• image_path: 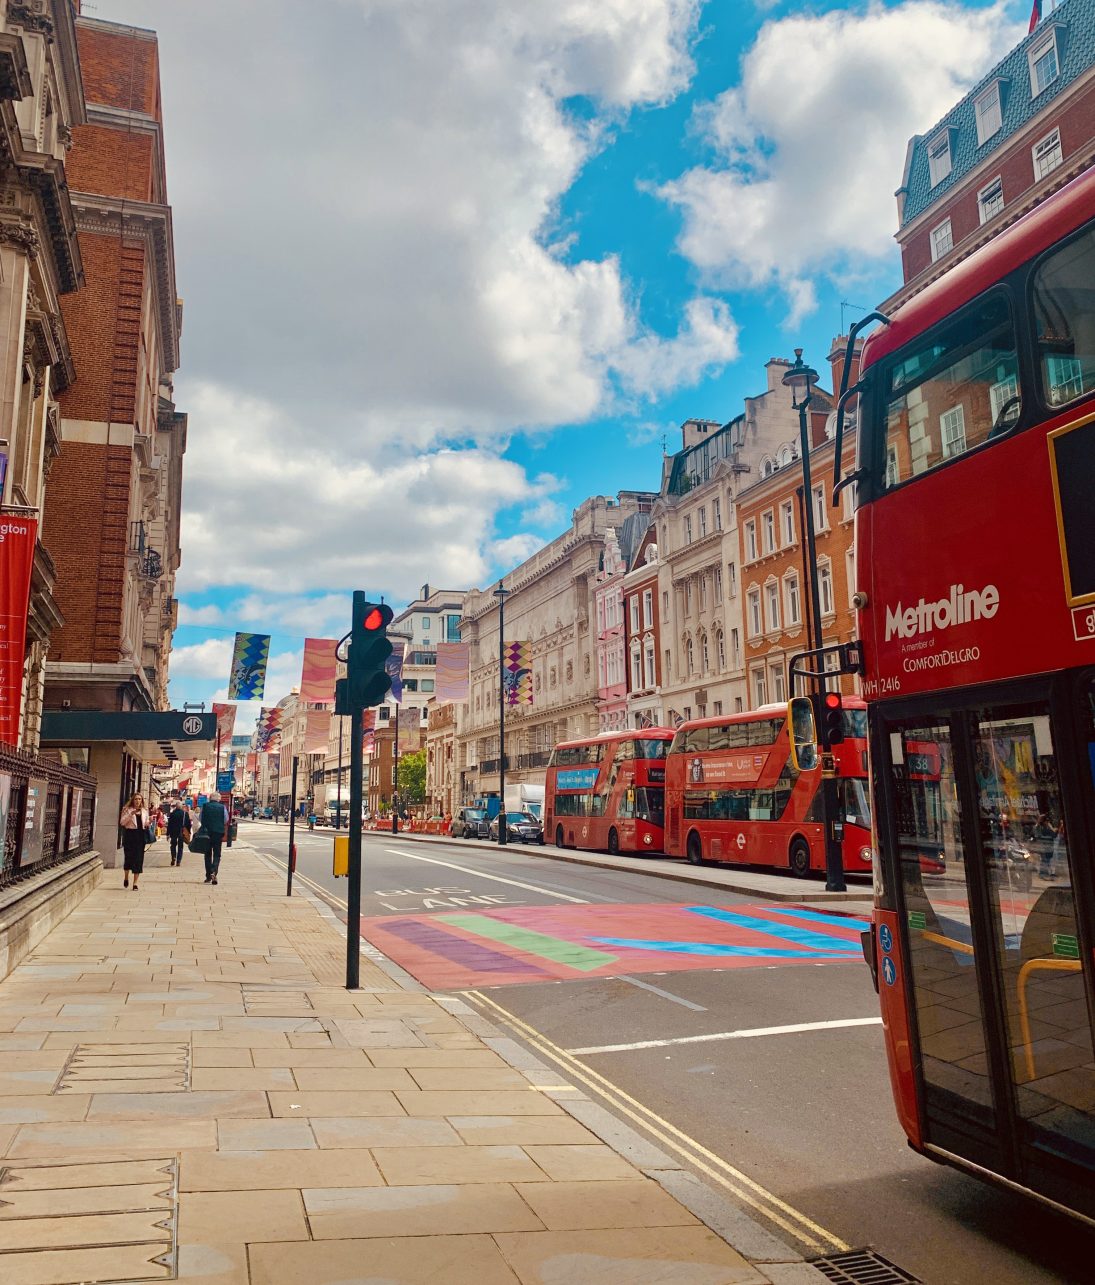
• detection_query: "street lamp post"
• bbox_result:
[782,349,846,893]
[494,581,509,846]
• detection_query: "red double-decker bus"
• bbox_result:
[545,729,673,854]
[850,166,1095,1221]
[662,701,872,876]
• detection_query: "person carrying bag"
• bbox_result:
[199,791,229,886]
[119,793,150,891]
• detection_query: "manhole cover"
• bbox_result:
[809,1248,921,1285]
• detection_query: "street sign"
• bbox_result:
[879,924,893,954]
[216,771,233,793]
[881,956,897,986]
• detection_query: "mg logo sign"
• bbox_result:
[182,716,203,736]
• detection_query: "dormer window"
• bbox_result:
[1028,29,1060,97]
[974,82,1003,146]
[928,131,953,187]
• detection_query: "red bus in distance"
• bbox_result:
[662,701,872,877]
[545,729,674,855]
[854,164,1095,1220]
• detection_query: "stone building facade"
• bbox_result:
[455,491,656,806]
[652,365,834,725]
[622,523,664,730]
[0,0,83,752]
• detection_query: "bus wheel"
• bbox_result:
[686,832,704,866]
[607,828,620,856]
[555,825,565,849]
[789,838,811,878]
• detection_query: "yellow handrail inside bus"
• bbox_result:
[1018,957,1081,1082]
[919,929,974,956]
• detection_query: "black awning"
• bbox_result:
[40,709,217,764]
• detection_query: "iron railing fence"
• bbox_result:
[0,743,97,892]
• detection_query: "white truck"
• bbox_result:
[504,783,544,820]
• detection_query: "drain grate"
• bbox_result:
[809,1249,921,1285]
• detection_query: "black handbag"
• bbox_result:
[188,826,211,855]
[144,824,157,846]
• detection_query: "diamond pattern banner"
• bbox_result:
[503,641,533,707]
[228,632,270,700]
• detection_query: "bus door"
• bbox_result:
[879,675,1095,1215]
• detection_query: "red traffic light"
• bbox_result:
[823,692,842,710]
[363,607,384,630]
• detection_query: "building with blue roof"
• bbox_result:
[885,0,1095,309]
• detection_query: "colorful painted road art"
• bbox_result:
[360,903,868,989]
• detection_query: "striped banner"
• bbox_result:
[503,640,533,707]
[435,642,470,703]
[254,706,283,752]
[303,709,329,755]
[228,632,270,700]
[300,638,338,705]
[363,708,376,755]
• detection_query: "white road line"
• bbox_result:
[618,975,707,1012]
[568,1016,883,1055]
[383,849,589,904]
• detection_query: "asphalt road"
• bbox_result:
[239,821,1095,1285]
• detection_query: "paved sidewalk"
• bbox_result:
[0,845,828,1284]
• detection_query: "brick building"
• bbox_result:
[40,12,187,853]
[0,1,83,753]
[889,0,1095,308]
[736,340,863,708]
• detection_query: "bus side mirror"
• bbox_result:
[788,697,818,772]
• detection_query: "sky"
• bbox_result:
[93,0,1028,734]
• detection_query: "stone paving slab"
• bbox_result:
[0,844,825,1285]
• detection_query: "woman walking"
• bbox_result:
[119,792,150,891]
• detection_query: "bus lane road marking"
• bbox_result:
[464,988,849,1255]
[568,1015,884,1055]
[618,974,707,1011]
[383,848,591,904]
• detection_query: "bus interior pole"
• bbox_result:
[346,702,364,988]
[286,756,298,896]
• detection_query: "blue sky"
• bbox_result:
[98,0,1029,731]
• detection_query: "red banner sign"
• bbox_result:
[0,516,37,747]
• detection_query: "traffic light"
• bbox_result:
[820,690,845,746]
[348,598,393,709]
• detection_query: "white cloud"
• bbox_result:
[657,2,1023,317]
[490,534,547,567]
[176,382,562,598]
[612,297,740,398]
[169,638,232,680]
[177,603,224,627]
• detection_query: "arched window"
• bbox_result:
[701,632,709,671]
[761,456,774,478]
[686,637,694,675]
[716,629,726,670]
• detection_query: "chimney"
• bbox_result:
[765,357,792,393]
[680,418,719,449]
[828,335,863,402]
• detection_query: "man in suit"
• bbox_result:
[166,799,189,866]
[200,792,229,885]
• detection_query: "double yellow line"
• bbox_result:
[463,988,849,1255]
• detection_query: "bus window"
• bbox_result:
[1033,222,1095,409]
[842,707,868,740]
[635,738,669,759]
[889,721,997,1121]
[841,777,871,829]
[634,787,664,826]
[972,700,1095,1166]
[882,291,1019,489]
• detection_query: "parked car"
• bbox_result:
[452,807,490,840]
[489,811,544,844]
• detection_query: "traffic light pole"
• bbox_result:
[286,756,298,897]
[792,371,846,894]
[345,699,364,989]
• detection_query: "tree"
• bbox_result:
[397,749,426,805]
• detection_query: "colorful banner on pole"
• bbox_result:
[385,641,405,703]
[436,643,470,703]
[228,632,270,701]
[300,638,338,706]
[212,702,237,743]
[503,641,533,707]
[363,708,376,754]
[0,515,38,746]
[254,706,282,752]
[303,709,329,755]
